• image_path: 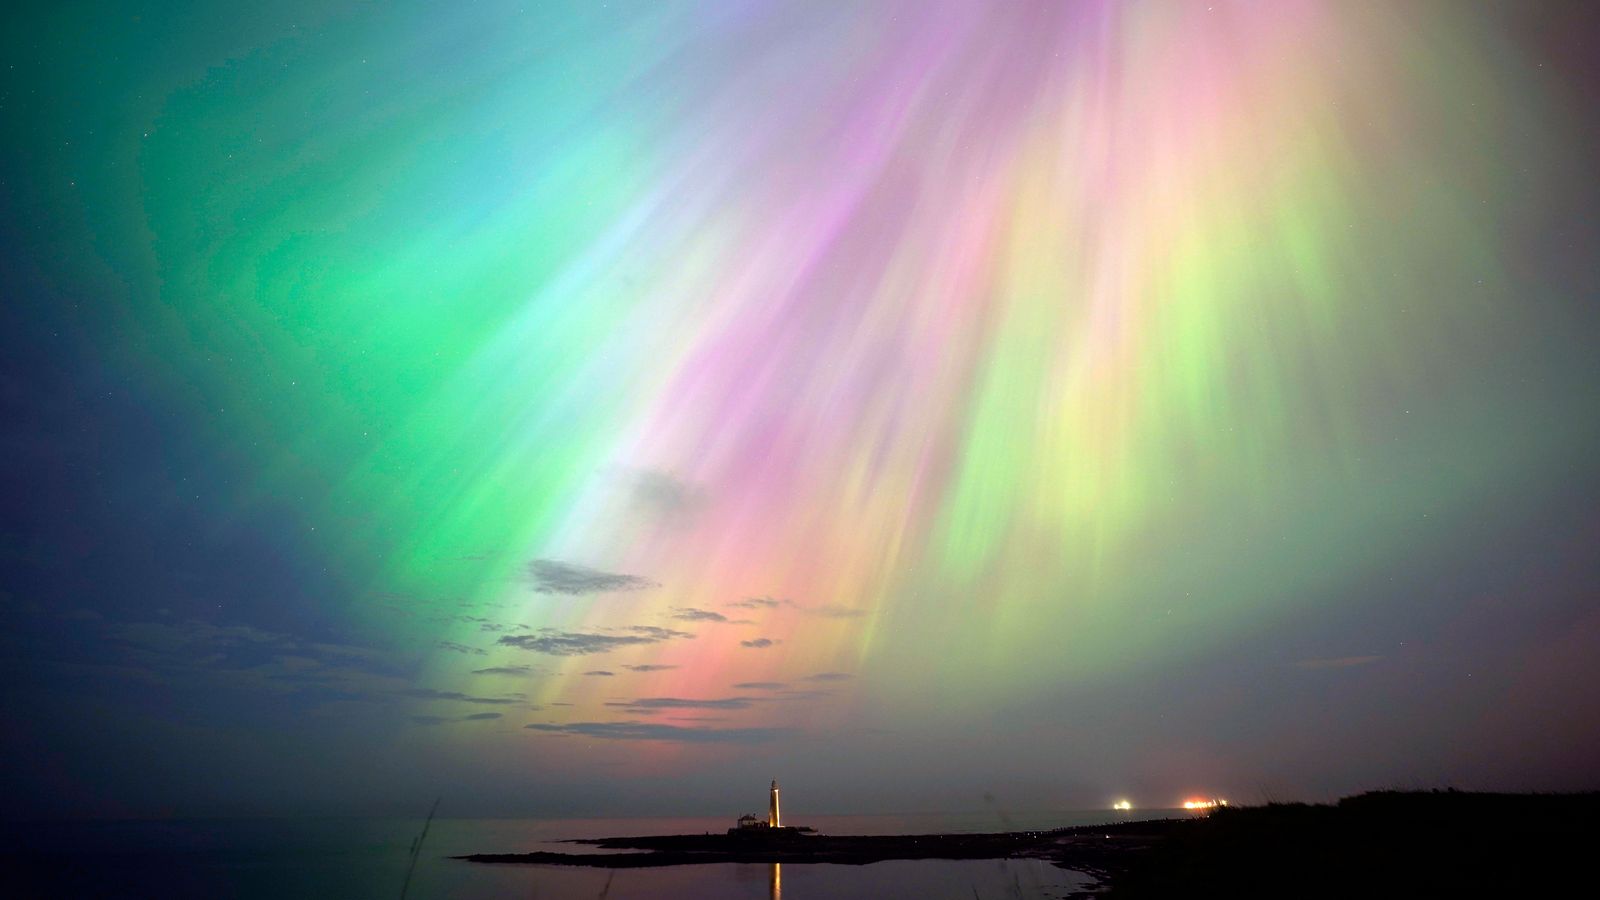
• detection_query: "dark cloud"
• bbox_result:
[525,559,657,595]
[526,721,791,743]
[614,696,753,710]
[411,712,504,726]
[732,681,787,690]
[773,689,833,701]
[672,607,729,623]
[727,596,782,610]
[401,688,520,705]
[436,641,487,656]
[622,664,678,672]
[584,670,615,677]
[740,638,776,649]
[497,626,692,656]
[628,469,705,519]
[108,619,293,653]
[471,665,540,676]
[622,626,695,640]
[803,672,853,682]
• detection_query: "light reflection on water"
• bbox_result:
[503,858,1095,900]
[3,812,1153,898]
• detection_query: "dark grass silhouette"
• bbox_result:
[398,798,440,900]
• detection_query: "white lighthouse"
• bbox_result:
[768,779,781,827]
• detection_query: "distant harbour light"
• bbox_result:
[1181,797,1228,810]
[1112,799,1133,811]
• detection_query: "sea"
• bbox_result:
[1,809,1176,899]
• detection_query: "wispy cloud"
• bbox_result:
[402,688,521,705]
[471,665,542,676]
[772,689,833,701]
[622,664,678,672]
[672,607,729,623]
[108,620,290,652]
[1295,655,1381,670]
[723,596,866,619]
[96,617,412,706]
[806,604,868,619]
[627,469,705,520]
[584,670,615,677]
[411,712,504,725]
[803,672,853,682]
[436,641,487,656]
[610,696,754,710]
[733,681,786,690]
[741,638,776,649]
[498,626,693,656]
[525,559,657,595]
[526,721,791,743]
[621,626,691,639]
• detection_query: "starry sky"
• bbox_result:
[3,0,1599,820]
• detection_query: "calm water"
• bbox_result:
[1,809,1168,898]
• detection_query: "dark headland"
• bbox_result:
[459,790,1595,897]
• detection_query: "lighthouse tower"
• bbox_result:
[768,779,781,827]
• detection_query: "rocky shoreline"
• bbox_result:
[456,818,1175,881]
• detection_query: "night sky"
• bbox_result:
[3,1,1599,821]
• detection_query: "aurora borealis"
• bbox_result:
[4,1,1599,818]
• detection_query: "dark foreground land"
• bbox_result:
[1105,790,1594,898]
[460,791,1596,897]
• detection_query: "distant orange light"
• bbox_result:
[1181,797,1227,810]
